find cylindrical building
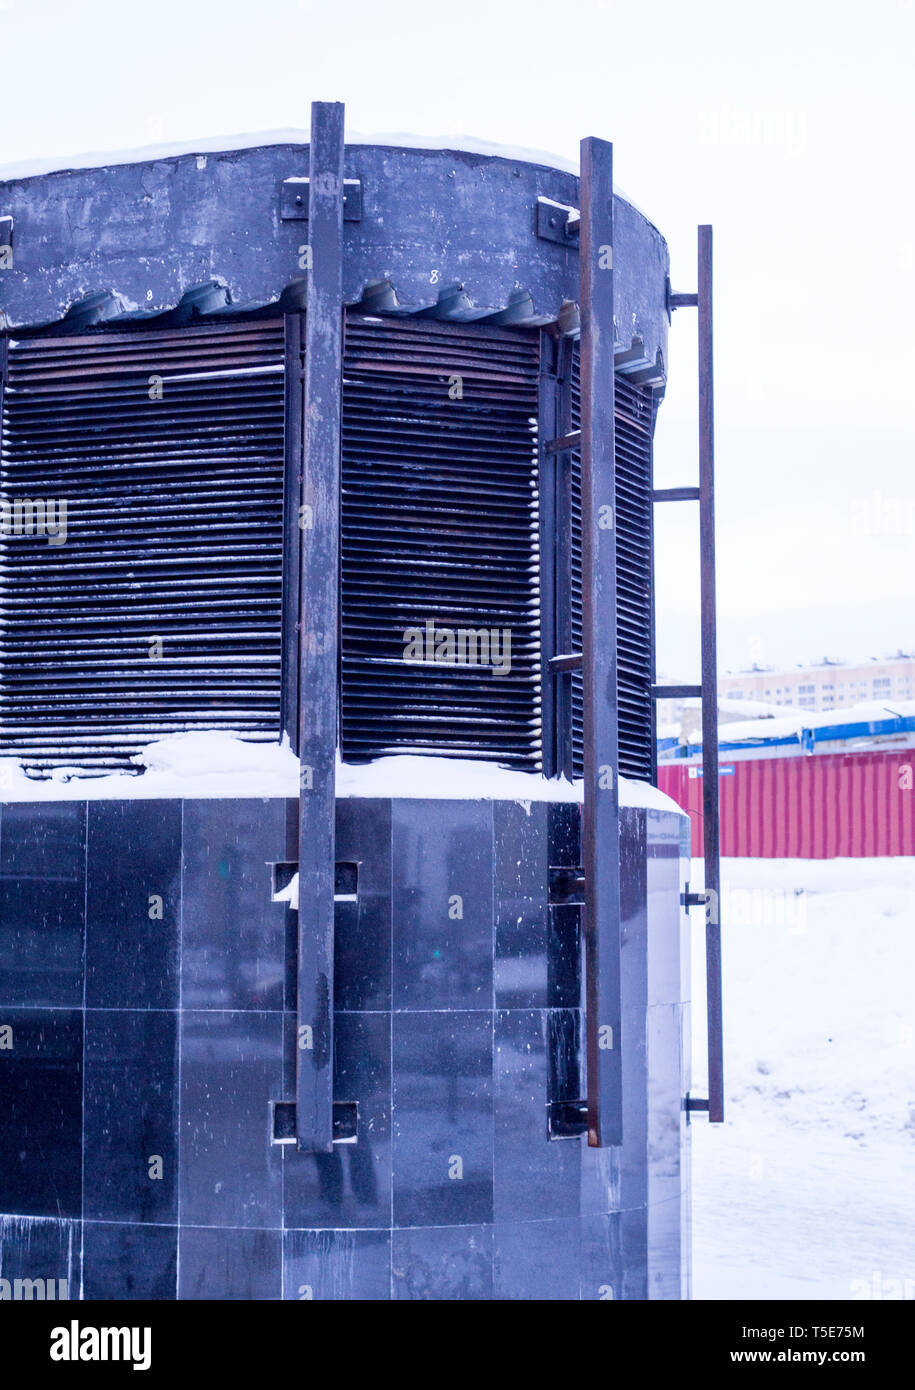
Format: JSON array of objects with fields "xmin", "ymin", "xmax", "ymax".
[{"xmin": 0, "ymin": 109, "xmax": 693, "ymax": 1300}]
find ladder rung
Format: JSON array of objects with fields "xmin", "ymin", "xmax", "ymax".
[
  {"xmin": 545, "ymin": 430, "xmax": 581, "ymax": 454},
  {"xmin": 653, "ymin": 486, "xmax": 700, "ymax": 502},
  {"xmin": 549, "ymin": 652, "xmax": 583, "ymax": 672},
  {"xmin": 651, "ymin": 683, "xmax": 702, "ymax": 699}
]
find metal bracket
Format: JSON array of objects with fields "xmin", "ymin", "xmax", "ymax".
[
  {"xmin": 281, "ymin": 177, "xmax": 362, "ymax": 221},
  {"xmin": 545, "ymin": 430, "xmax": 581, "ymax": 455},
  {"xmin": 536, "ymin": 197, "xmax": 580, "ymax": 246},
  {"xmin": 271, "ymin": 1100, "xmax": 359, "ymax": 1145},
  {"xmin": 270, "ymin": 860, "xmax": 359, "ymax": 901},
  {"xmin": 653, "ymin": 486, "xmax": 700, "ymax": 503},
  {"xmin": 548, "ymin": 653, "xmax": 583, "ymax": 674},
  {"xmin": 651, "ymin": 683, "xmax": 702, "ymax": 700},
  {"xmin": 548, "ymin": 1099, "xmax": 588, "ymax": 1139},
  {"xmin": 665, "ymin": 274, "xmax": 698, "ymax": 316},
  {"xmin": 548, "ymin": 866, "xmax": 586, "ymax": 903}
]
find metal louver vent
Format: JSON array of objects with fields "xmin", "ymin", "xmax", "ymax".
[
  {"xmin": 570, "ymin": 351, "xmax": 655, "ymax": 781},
  {"xmin": 0, "ymin": 320, "xmax": 286, "ymax": 773},
  {"xmin": 340, "ymin": 316, "xmax": 542, "ymax": 768},
  {"xmin": 1, "ymin": 314, "xmax": 654, "ymax": 781}
]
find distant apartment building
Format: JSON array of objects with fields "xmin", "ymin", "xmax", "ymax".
[{"xmin": 719, "ymin": 652, "xmax": 915, "ymax": 711}]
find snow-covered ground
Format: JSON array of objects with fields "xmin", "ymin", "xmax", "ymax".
[{"xmin": 690, "ymin": 857, "xmax": 915, "ymax": 1300}]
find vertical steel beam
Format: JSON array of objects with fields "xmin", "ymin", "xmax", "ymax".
[
  {"xmin": 579, "ymin": 137, "xmax": 623, "ymax": 1147},
  {"xmin": 296, "ymin": 100, "xmax": 345, "ymax": 1152},
  {"xmin": 698, "ymin": 225, "xmax": 724, "ymax": 1123}
]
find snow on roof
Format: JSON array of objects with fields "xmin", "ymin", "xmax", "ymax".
[
  {"xmin": 678, "ymin": 695, "xmax": 787, "ymax": 721},
  {"xmin": 657, "ymin": 722, "xmax": 682, "ymax": 739},
  {"xmin": 0, "ymin": 730, "xmax": 684, "ymax": 814},
  {"xmin": 718, "ymin": 696, "xmax": 790, "ymax": 720},
  {"xmin": 0, "ymin": 128, "xmax": 579, "ymax": 183},
  {"xmin": 715, "ymin": 712, "xmax": 819, "ymax": 742},
  {"xmin": 0, "ymin": 127, "xmax": 651, "ymax": 224},
  {"xmin": 714, "ymin": 699, "xmax": 915, "ymax": 745}
]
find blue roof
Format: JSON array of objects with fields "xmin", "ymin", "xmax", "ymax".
[{"xmin": 659, "ymin": 709, "xmax": 915, "ymax": 760}]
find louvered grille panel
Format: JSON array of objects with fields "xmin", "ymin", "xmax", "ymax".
[
  {"xmin": 0, "ymin": 320, "xmax": 286, "ymax": 772},
  {"xmin": 1, "ymin": 315, "xmax": 655, "ymax": 781},
  {"xmin": 570, "ymin": 352, "xmax": 654, "ymax": 781},
  {"xmin": 340, "ymin": 317, "xmax": 542, "ymax": 768}
]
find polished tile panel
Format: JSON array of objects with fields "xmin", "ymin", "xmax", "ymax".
[
  {"xmin": 0, "ymin": 1009, "xmax": 82, "ymax": 1218},
  {"xmin": 83, "ymin": 1010, "xmax": 178, "ymax": 1224},
  {"xmin": 580, "ymin": 1212, "xmax": 624, "ymax": 1302},
  {"xmin": 495, "ymin": 895, "xmax": 548, "ymax": 1009},
  {"xmin": 547, "ymin": 1006, "xmax": 584, "ymax": 1110},
  {"xmin": 0, "ymin": 1214, "xmax": 80, "ymax": 1297},
  {"xmin": 283, "ymin": 1229, "xmax": 390, "ymax": 1300},
  {"xmin": 393, "ymin": 1010, "xmax": 493, "ymax": 1228},
  {"xmin": 0, "ymin": 793, "xmax": 689, "ymax": 1300},
  {"xmin": 284, "ymin": 1010, "xmax": 391, "ymax": 1229},
  {"xmin": 494, "ymin": 1009, "xmax": 580, "ymax": 1222},
  {"xmin": 179, "ymin": 1009, "xmax": 283, "ymax": 1230},
  {"xmin": 82, "ymin": 1221, "xmax": 177, "ymax": 1300},
  {"xmin": 334, "ymin": 798, "xmax": 392, "ymax": 1012},
  {"xmin": 391, "ymin": 1224, "xmax": 493, "ymax": 1301},
  {"xmin": 181, "ymin": 800, "xmax": 286, "ymax": 1012},
  {"xmin": 548, "ymin": 904, "xmax": 582, "ymax": 1009},
  {"xmin": 494, "ymin": 800, "xmax": 547, "ymax": 896},
  {"xmin": 392, "ymin": 800, "xmax": 493, "ymax": 1010},
  {"xmin": 547, "ymin": 801, "xmax": 581, "ymax": 868},
  {"xmin": 85, "ymin": 800, "xmax": 181, "ymax": 1010},
  {"xmin": 0, "ymin": 803, "xmax": 85, "ymax": 1008},
  {"xmin": 178, "ymin": 1226, "xmax": 282, "ymax": 1300},
  {"xmin": 493, "ymin": 1218, "xmax": 580, "ymax": 1300}
]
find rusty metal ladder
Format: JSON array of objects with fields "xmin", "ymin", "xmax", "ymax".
[
  {"xmin": 653, "ymin": 227, "xmax": 724, "ymax": 1124},
  {"xmin": 541, "ymin": 173, "xmax": 723, "ymax": 1138}
]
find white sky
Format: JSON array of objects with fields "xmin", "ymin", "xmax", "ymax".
[{"xmin": 1, "ymin": 0, "xmax": 912, "ymax": 677}]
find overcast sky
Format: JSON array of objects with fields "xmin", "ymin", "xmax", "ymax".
[{"xmin": 2, "ymin": 0, "xmax": 912, "ymax": 678}]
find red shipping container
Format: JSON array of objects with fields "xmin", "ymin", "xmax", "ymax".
[{"xmin": 657, "ymin": 749, "xmax": 915, "ymax": 858}]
